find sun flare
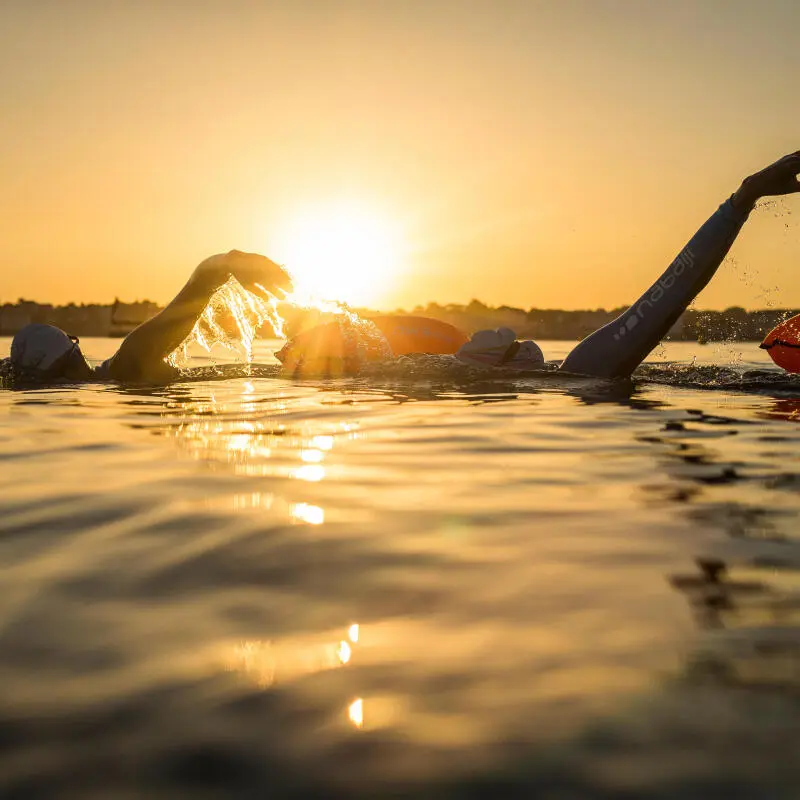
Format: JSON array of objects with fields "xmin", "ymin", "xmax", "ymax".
[{"xmin": 273, "ymin": 203, "xmax": 403, "ymax": 307}]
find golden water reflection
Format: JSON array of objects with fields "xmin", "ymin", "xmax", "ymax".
[
  {"xmin": 337, "ymin": 640, "xmax": 352, "ymax": 665},
  {"xmin": 226, "ymin": 622, "xmax": 360, "ymax": 689},
  {"xmin": 292, "ymin": 464, "xmax": 326, "ymax": 482},
  {"xmin": 152, "ymin": 383, "xmax": 367, "ymax": 521},
  {"xmin": 312, "ymin": 435, "xmax": 334, "ymax": 450},
  {"xmin": 348, "ymin": 698, "xmax": 364, "ymax": 729},
  {"xmin": 290, "ymin": 502, "xmax": 325, "ymax": 525}
]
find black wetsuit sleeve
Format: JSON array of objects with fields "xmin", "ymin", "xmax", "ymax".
[{"xmin": 559, "ymin": 198, "xmax": 751, "ymax": 378}]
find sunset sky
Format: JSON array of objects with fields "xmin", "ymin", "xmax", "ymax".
[{"xmin": 1, "ymin": 0, "xmax": 798, "ymax": 310}]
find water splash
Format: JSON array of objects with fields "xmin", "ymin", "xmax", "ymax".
[
  {"xmin": 167, "ymin": 278, "xmax": 284, "ymax": 370},
  {"xmin": 166, "ymin": 280, "xmax": 391, "ymax": 373},
  {"xmin": 264, "ymin": 286, "xmax": 393, "ymax": 373}
]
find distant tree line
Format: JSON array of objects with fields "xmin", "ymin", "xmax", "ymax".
[
  {"xmin": 360, "ymin": 300, "xmax": 799, "ymax": 343},
  {"xmin": 0, "ymin": 299, "xmax": 161, "ymax": 337},
  {"xmin": 2, "ymin": 297, "xmax": 796, "ymax": 342}
]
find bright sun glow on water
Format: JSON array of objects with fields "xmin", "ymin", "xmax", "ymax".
[{"xmin": 273, "ymin": 203, "xmax": 403, "ymax": 306}]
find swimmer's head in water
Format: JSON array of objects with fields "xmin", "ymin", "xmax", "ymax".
[
  {"xmin": 10, "ymin": 324, "xmax": 94, "ymax": 380},
  {"xmin": 456, "ymin": 328, "xmax": 545, "ymax": 369}
]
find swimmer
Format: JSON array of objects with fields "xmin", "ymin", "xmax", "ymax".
[
  {"xmin": 4, "ymin": 150, "xmax": 799, "ymax": 383},
  {"xmin": 4, "ymin": 251, "xmax": 292, "ymax": 383}
]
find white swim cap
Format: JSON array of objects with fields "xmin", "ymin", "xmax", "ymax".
[
  {"xmin": 10, "ymin": 324, "xmax": 78, "ymax": 373},
  {"xmin": 456, "ymin": 328, "xmax": 545, "ymax": 368},
  {"xmin": 514, "ymin": 340, "xmax": 545, "ymax": 363},
  {"xmin": 459, "ymin": 328, "xmax": 516, "ymax": 355}
]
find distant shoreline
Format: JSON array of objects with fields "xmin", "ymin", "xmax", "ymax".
[{"xmin": 1, "ymin": 299, "xmax": 796, "ymax": 344}]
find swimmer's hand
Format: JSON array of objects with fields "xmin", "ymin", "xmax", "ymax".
[
  {"xmin": 194, "ymin": 250, "xmax": 294, "ymax": 299},
  {"xmin": 732, "ymin": 151, "xmax": 800, "ymax": 212}
]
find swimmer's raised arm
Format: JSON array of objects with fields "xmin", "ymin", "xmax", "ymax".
[
  {"xmin": 106, "ymin": 251, "xmax": 292, "ymax": 382},
  {"xmin": 560, "ymin": 151, "xmax": 800, "ymax": 378}
]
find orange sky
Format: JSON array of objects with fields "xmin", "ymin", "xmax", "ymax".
[{"xmin": 1, "ymin": 0, "xmax": 798, "ymax": 310}]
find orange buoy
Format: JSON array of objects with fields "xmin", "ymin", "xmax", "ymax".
[
  {"xmin": 366, "ymin": 315, "xmax": 468, "ymax": 355},
  {"xmin": 761, "ymin": 314, "xmax": 800, "ymax": 373},
  {"xmin": 275, "ymin": 315, "xmax": 467, "ymax": 375}
]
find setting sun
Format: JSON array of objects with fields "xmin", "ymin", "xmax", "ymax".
[{"xmin": 272, "ymin": 203, "xmax": 403, "ymax": 307}]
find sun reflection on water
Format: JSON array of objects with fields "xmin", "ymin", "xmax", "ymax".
[
  {"xmin": 348, "ymin": 698, "xmax": 364, "ymax": 729},
  {"xmin": 293, "ymin": 464, "xmax": 326, "ymax": 482},
  {"xmin": 157, "ymin": 378, "xmax": 348, "ymax": 494},
  {"xmin": 290, "ymin": 502, "xmax": 325, "ymax": 525},
  {"xmin": 337, "ymin": 640, "xmax": 352, "ymax": 665},
  {"xmin": 225, "ymin": 622, "xmax": 361, "ymax": 692}
]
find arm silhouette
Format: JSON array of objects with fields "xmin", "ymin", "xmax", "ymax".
[
  {"xmin": 106, "ymin": 250, "xmax": 292, "ymax": 382},
  {"xmin": 561, "ymin": 151, "xmax": 800, "ymax": 378}
]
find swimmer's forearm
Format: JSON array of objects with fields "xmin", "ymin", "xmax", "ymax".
[
  {"xmin": 561, "ymin": 196, "xmax": 750, "ymax": 378},
  {"xmin": 136, "ymin": 271, "xmax": 225, "ymax": 348},
  {"xmin": 106, "ymin": 264, "xmax": 230, "ymax": 380}
]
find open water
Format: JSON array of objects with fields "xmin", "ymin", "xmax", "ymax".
[{"xmin": 1, "ymin": 337, "xmax": 799, "ymax": 798}]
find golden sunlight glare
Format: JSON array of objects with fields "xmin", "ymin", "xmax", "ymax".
[
  {"xmin": 273, "ymin": 202, "xmax": 403, "ymax": 306},
  {"xmin": 348, "ymin": 698, "xmax": 364, "ymax": 729}
]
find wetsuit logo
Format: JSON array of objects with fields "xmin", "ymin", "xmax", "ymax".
[{"xmin": 614, "ymin": 247, "xmax": 696, "ymax": 340}]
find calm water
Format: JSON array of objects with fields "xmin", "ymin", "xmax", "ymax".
[{"xmin": 1, "ymin": 337, "xmax": 799, "ymax": 798}]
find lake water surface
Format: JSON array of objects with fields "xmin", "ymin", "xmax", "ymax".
[{"xmin": 1, "ymin": 337, "xmax": 799, "ymax": 798}]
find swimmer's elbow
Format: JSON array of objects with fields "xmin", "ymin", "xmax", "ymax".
[{"xmin": 560, "ymin": 332, "xmax": 633, "ymax": 379}]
